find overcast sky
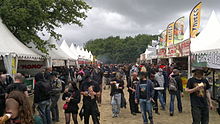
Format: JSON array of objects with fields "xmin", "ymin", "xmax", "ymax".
[{"xmin": 54, "ymin": 0, "xmax": 220, "ymax": 46}]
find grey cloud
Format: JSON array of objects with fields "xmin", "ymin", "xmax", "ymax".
[{"xmin": 54, "ymin": 0, "xmax": 220, "ymax": 45}]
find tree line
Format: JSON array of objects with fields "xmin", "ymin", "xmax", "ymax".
[{"xmin": 85, "ymin": 34, "xmax": 158, "ymax": 64}]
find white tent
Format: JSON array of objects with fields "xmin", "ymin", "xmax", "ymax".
[
  {"xmin": 0, "ymin": 18, "xmax": 44, "ymax": 76},
  {"xmin": 29, "ymin": 38, "xmax": 72, "ymax": 60},
  {"xmin": 0, "ymin": 18, "xmax": 42, "ymax": 60},
  {"xmin": 60, "ymin": 40, "xmax": 77, "ymax": 60},
  {"xmin": 191, "ymin": 11, "xmax": 220, "ymax": 53},
  {"xmin": 88, "ymin": 51, "xmax": 93, "ymax": 61},
  {"xmin": 70, "ymin": 43, "xmax": 79, "ymax": 59},
  {"xmin": 49, "ymin": 38, "xmax": 73, "ymax": 60}
]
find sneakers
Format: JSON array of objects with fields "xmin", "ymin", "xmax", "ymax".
[
  {"xmin": 112, "ymin": 114, "xmax": 119, "ymax": 118},
  {"xmin": 136, "ymin": 111, "xmax": 141, "ymax": 113},
  {"xmin": 150, "ymin": 120, "xmax": 154, "ymax": 124},
  {"xmin": 155, "ymin": 111, "xmax": 160, "ymax": 115},
  {"xmin": 131, "ymin": 112, "xmax": 136, "ymax": 116},
  {"xmin": 170, "ymin": 112, "xmax": 174, "ymax": 116}
]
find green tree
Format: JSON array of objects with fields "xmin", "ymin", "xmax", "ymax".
[
  {"xmin": 0, "ymin": 0, "xmax": 91, "ymax": 53},
  {"xmin": 85, "ymin": 34, "xmax": 158, "ymax": 64}
]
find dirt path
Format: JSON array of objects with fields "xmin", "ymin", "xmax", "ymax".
[{"xmin": 55, "ymin": 86, "xmax": 220, "ymax": 124}]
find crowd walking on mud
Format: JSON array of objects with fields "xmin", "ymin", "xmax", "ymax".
[{"xmin": 0, "ymin": 63, "xmax": 214, "ymax": 124}]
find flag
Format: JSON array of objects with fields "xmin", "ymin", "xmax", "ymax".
[
  {"xmin": 159, "ymin": 30, "xmax": 167, "ymax": 48},
  {"xmin": 174, "ymin": 16, "xmax": 185, "ymax": 44},
  {"xmin": 166, "ymin": 22, "xmax": 175, "ymax": 46},
  {"xmin": 190, "ymin": 2, "xmax": 202, "ymax": 38}
]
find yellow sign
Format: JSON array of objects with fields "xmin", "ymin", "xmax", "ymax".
[
  {"xmin": 190, "ymin": 2, "xmax": 202, "ymax": 38},
  {"xmin": 11, "ymin": 57, "xmax": 17, "ymax": 75},
  {"xmin": 166, "ymin": 22, "xmax": 174, "ymax": 46}
]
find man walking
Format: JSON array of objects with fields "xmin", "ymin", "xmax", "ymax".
[
  {"xmin": 135, "ymin": 72, "xmax": 154, "ymax": 124},
  {"xmin": 168, "ymin": 69, "xmax": 183, "ymax": 116},
  {"xmin": 155, "ymin": 68, "xmax": 166, "ymax": 110},
  {"xmin": 127, "ymin": 72, "xmax": 140, "ymax": 115},
  {"xmin": 185, "ymin": 68, "xmax": 213, "ymax": 124}
]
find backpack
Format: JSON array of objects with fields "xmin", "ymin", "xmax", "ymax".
[{"xmin": 168, "ymin": 77, "xmax": 178, "ymax": 92}]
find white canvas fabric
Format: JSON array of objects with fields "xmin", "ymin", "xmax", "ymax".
[{"xmin": 0, "ymin": 18, "xmax": 42, "ymax": 60}]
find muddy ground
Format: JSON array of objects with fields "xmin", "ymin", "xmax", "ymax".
[{"xmin": 53, "ymin": 87, "xmax": 220, "ymax": 124}]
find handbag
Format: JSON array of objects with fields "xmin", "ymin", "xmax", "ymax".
[{"xmin": 63, "ymin": 103, "xmax": 68, "ymax": 110}]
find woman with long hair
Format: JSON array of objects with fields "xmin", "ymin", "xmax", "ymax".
[
  {"xmin": 62, "ymin": 80, "xmax": 81, "ymax": 124},
  {"xmin": 0, "ymin": 91, "xmax": 34, "ymax": 124}
]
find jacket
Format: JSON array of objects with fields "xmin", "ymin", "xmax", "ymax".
[{"xmin": 135, "ymin": 79, "xmax": 154, "ymax": 100}]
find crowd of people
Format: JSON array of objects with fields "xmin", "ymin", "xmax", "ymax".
[{"xmin": 0, "ymin": 63, "xmax": 214, "ymax": 124}]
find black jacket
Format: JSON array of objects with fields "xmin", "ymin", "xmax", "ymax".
[{"xmin": 34, "ymin": 80, "xmax": 51, "ymax": 103}]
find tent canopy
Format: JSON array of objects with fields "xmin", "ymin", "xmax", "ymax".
[
  {"xmin": 191, "ymin": 10, "xmax": 220, "ymax": 53},
  {"xmin": 29, "ymin": 38, "xmax": 73, "ymax": 60},
  {"xmin": 70, "ymin": 43, "xmax": 79, "ymax": 59},
  {"xmin": 49, "ymin": 38, "xmax": 73, "ymax": 60},
  {"xmin": 60, "ymin": 40, "xmax": 77, "ymax": 60},
  {"xmin": 0, "ymin": 19, "xmax": 42, "ymax": 60}
]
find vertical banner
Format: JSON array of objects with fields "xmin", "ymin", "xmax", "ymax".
[
  {"xmin": 166, "ymin": 22, "xmax": 175, "ymax": 47},
  {"xmin": 190, "ymin": 2, "xmax": 202, "ymax": 38},
  {"xmin": 159, "ymin": 30, "xmax": 167, "ymax": 48},
  {"xmin": 174, "ymin": 17, "xmax": 185, "ymax": 44},
  {"xmin": 11, "ymin": 57, "xmax": 18, "ymax": 75}
]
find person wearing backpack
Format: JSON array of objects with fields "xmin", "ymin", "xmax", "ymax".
[
  {"xmin": 135, "ymin": 72, "xmax": 154, "ymax": 124},
  {"xmin": 34, "ymin": 72, "xmax": 52, "ymax": 124},
  {"xmin": 168, "ymin": 69, "xmax": 183, "ymax": 116}
]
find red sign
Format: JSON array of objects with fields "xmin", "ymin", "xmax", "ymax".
[
  {"xmin": 158, "ymin": 48, "xmax": 167, "ymax": 58},
  {"xmin": 166, "ymin": 39, "xmax": 190, "ymax": 57},
  {"xmin": 167, "ymin": 45, "xmax": 177, "ymax": 57},
  {"xmin": 179, "ymin": 39, "xmax": 190, "ymax": 56},
  {"xmin": 20, "ymin": 64, "xmax": 43, "ymax": 69}
]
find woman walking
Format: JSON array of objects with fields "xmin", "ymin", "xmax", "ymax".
[{"xmin": 62, "ymin": 81, "xmax": 81, "ymax": 124}]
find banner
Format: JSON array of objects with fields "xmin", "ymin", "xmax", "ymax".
[
  {"xmin": 174, "ymin": 17, "xmax": 185, "ymax": 44},
  {"xmin": 18, "ymin": 60, "xmax": 46, "ymax": 76},
  {"xmin": 190, "ymin": 2, "xmax": 202, "ymax": 38},
  {"xmin": 11, "ymin": 57, "xmax": 18, "ymax": 75},
  {"xmin": 158, "ymin": 48, "xmax": 167, "ymax": 58},
  {"xmin": 166, "ymin": 22, "xmax": 175, "ymax": 46},
  {"xmin": 167, "ymin": 39, "xmax": 190, "ymax": 57},
  {"xmin": 192, "ymin": 51, "xmax": 220, "ymax": 69},
  {"xmin": 159, "ymin": 30, "xmax": 167, "ymax": 48}
]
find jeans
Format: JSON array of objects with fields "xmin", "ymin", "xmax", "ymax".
[
  {"xmin": 162, "ymin": 88, "xmax": 167, "ymax": 104},
  {"xmin": 51, "ymin": 94, "xmax": 60, "ymax": 121},
  {"xmin": 158, "ymin": 91, "xmax": 165, "ymax": 109},
  {"xmin": 37, "ymin": 99, "xmax": 52, "ymax": 124},
  {"xmin": 139, "ymin": 99, "xmax": 153, "ymax": 124},
  {"xmin": 111, "ymin": 93, "xmax": 121, "ymax": 116},
  {"xmin": 169, "ymin": 91, "xmax": 182, "ymax": 113},
  {"xmin": 191, "ymin": 106, "xmax": 209, "ymax": 124}
]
